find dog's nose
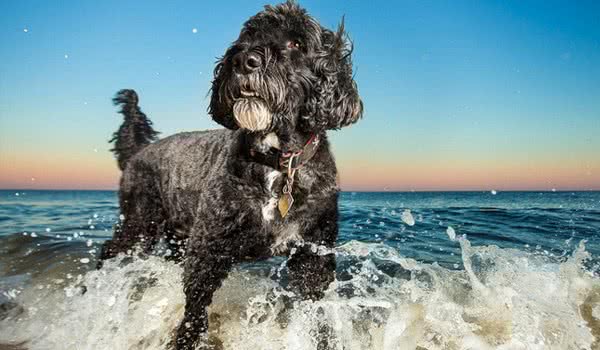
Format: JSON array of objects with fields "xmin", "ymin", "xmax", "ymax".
[
  {"xmin": 232, "ymin": 52, "xmax": 261, "ymax": 74},
  {"xmin": 246, "ymin": 53, "xmax": 261, "ymax": 70}
]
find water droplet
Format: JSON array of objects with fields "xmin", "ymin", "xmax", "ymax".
[
  {"xmin": 401, "ymin": 209, "xmax": 415, "ymax": 226},
  {"xmin": 446, "ymin": 226, "xmax": 456, "ymax": 241}
]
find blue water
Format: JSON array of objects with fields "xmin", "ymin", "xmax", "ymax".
[
  {"xmin": 1, "ymin": 190, "xmax": 600, "ymax": 349},
  {"xmin": 1, "ymin": 190, "xmax": 599, "ymax": 269},
  {"xmin": 339, "ymin": 191, "xmax": 600, "ymax": 268}
]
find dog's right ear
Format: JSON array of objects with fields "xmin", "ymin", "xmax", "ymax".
[
  {"xmin": 209, "ymin": 61, "xmax": 239, "ymax": 130},
  {"xmin": 301, "ymin": 20, "xmax": 363, "ymax": 132}
]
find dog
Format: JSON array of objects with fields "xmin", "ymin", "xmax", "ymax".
[{"xmin": 98, "ymin": 1, "xmax": 362, "ymax": 348}]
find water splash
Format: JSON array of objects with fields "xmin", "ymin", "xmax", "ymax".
[
  {"xmin": 1, "ymin": 237, "xmax": 599, "ymax": 349},
  {"xmin": 401, "ymin": 210, "xmax": 415, "ymax": 226}
]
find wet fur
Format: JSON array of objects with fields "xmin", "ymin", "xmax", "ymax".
[{"xmin": 99, "ymin": 1, "xmax": 362, "ymax": 349}]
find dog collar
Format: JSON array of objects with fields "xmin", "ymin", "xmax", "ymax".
[
  {"xmin": 248, "ymin": 134, "xmax": 320, "ymax": 172},
  {"xmin": 249, "ymin": 134, "xmax": 320, "ymax": 218}
]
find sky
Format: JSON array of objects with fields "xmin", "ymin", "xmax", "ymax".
[{"xmin": 1, "ymin": 0, "xmax": 599, "ymax": 191}]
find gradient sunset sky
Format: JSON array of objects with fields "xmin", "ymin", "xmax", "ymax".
[{"xmin": 1, "ymin": 0, "xmax": 599, "ymax": 191}]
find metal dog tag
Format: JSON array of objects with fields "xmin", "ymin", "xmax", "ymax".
[
  {"xmin": 279, "ymin": 161, "xmax": 297, "ymax": 219},
  {"xmin": 278, "ymin": 192, "xmax": 294, "ymax": 218}
]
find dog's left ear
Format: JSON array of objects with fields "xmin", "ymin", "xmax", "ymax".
[{"xmin": 301, "ymin": 19, "xmax": 363, "ymax": 131}]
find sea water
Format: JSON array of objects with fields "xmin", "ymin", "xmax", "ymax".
[{"xmin": 0, "ymin": 190, "xmax": 599, "ymax": 349}]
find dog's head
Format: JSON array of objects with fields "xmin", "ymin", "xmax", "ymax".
[{"xmin": 209, "ymin": 1, "xmax": 363, "ymax": 134}]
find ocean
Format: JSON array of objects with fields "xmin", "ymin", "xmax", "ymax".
[{"xmin": 0, "ymin": 190, "xmax": 599, "ymax": 349}]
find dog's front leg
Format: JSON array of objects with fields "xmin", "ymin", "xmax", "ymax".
[
  {"xmin": 173, "ymin": 240, "xmax": 233, "ymax": 350},
  {"xmin": 287, "ymin": 197, "xmax": 339, "ymax": 349},
  {"xmin": 287, "ymin": 246, "xmax": 336, "ymax": 349},
  {"xmin": 288, "ymin": 196, "xmax": 338, "ymax": 300},
  {"xmin": 287, "ymin": 246, "xmax": 335, "ymax": 300}
]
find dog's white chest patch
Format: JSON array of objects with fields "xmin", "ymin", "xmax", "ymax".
[
  {"xmin": 263, "ymin": 132, "xmax": 280, "ymax": 149},
  {"xmin": 262, "ymin": 170, "xmax": 281, "ymax": 222},
  {"xmin": 265, "ymin": 170, "xmax": 280, "ymax": 192},
  {"xmin": 270, "ymin": 222, "xmax": 301, "ymax": 254},
  {"xmin": 261, "ymin": 197, "xmax": 278, "ymax": 222}
]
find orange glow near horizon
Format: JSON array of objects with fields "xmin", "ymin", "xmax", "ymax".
[
  {"xmin": 1, "ymin": 150, "xmax": 119, "ymax": 190},
  {"xmin": 338, "ymin": 157, "xmax": 600, "ymax": 191},
  {"xmin": 2, "ymin": 149, "xmax": 598, "ymax": 191}
]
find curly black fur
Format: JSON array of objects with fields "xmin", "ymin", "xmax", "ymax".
[
  {"xmin": 99, "ymin": 2, "xmax": 362, "ymax": 349},
  {"xmin": 109, "ymin": 89, "xmax": 159, "ymax": 170}
]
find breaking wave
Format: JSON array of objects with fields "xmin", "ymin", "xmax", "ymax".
[{"xmin": 1, "ymin": 236, "xmax": 599, "ymax": 350}]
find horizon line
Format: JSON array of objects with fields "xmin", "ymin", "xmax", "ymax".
[{"xmin": 2, "ymin": 188, "xmax": 599, "ymax": 193}]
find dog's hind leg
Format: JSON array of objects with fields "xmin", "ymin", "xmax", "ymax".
[{"xmin": 98, "ymin": 167, "xmax": 165, "ymax": 267}]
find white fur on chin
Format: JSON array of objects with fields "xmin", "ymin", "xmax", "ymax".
[{"xmin": 233, "ymin": 98, "xmax": 272, "ymax": 131}]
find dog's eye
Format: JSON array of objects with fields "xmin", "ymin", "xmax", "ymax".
[{"xmin": 287, "ymin": 40, "xmax": 301, "ymax": 50}]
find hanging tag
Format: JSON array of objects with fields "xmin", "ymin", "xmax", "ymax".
[
  {"xmin": 279, "ymin": 156, "xmax": 298, "ymax": 219},
  {"xmin": 278, "ymin": 192, "xmax": 294, "ymax": 218}
]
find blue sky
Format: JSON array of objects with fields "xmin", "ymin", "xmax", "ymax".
[{"xmin": 1, "ymin": 0, "xmax": 599, "ymax": 190}]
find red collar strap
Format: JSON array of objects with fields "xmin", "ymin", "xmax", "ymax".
[
  {"xmin": 248, "ymin": 134, "xmax": 320, "ymax": 172},
  {"xmin": 278, "ymin": 134, "xmax": 320, "ymax": 171}
]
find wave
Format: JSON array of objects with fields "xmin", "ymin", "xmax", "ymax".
[{"xmin": 1, "ymin": 236, "xmax": 599, "ymax": 350}]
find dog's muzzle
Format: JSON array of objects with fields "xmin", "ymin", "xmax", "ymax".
[{"xmin": 233, "ymin": 94, "xmax": 272, "ymax": 131}]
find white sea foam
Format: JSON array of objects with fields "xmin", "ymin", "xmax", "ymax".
[{"xmin": 1, "ymin": 239, "xmax": 599, "ymax": 349}]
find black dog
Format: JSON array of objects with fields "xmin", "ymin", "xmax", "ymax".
[{"xmin": 99, "ymin": 1, "xmax": 362, "ymax": 348}]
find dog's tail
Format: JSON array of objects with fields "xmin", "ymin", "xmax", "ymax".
[{"xmin": 110, "ymin": 89, "xmax": 159, "ymax": 170}]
